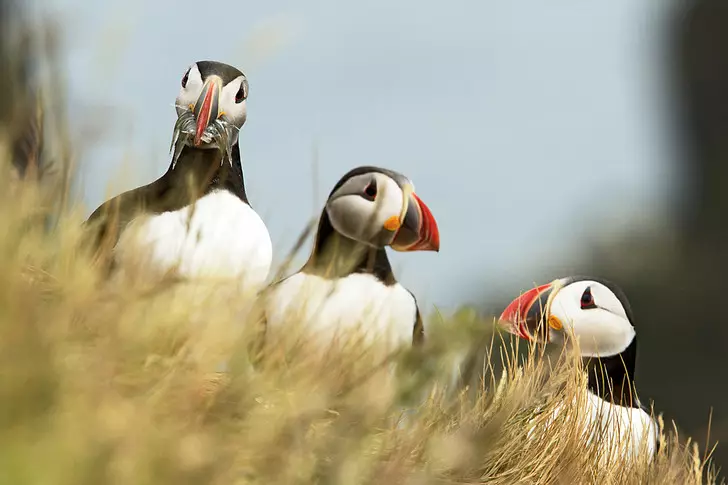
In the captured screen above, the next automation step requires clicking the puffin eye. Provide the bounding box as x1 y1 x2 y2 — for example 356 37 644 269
235 82 247 103
580 287 596 309
363 181 377 201
181 69 190 88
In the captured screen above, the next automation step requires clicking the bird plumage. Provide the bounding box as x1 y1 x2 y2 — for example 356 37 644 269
265 272 421 349
114 189 271 285
262 166 437 353
523 382 658 465
83 61 271 289
499 276 660 462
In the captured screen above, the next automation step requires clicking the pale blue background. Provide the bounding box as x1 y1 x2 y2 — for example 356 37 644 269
38 0 675 310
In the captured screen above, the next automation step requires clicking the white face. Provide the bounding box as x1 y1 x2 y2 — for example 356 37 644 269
325 172 409 246
548 279 635 358
174 63 248 135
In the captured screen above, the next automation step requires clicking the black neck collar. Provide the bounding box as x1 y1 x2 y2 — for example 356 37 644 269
165 143 249 205
302 209 396 285
583 338 640 408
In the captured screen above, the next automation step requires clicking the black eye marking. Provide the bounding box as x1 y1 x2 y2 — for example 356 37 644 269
235 81 247 103
362 180 377 201
181 68 190 88
580 286 597 309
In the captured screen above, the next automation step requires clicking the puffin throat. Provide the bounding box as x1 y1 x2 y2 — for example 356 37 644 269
584 338 640 408
305 210 395 283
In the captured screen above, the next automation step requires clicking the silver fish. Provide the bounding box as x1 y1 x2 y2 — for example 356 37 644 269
168 110 240 170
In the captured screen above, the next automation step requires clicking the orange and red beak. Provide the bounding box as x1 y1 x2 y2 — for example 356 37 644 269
498 281 559 341
391 191 440 252
192 77 222 146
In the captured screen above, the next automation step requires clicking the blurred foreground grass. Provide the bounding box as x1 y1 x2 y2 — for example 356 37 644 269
0 8 722 485
0 148 721 485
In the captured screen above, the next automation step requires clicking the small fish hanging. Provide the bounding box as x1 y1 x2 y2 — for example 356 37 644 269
169 110 240 170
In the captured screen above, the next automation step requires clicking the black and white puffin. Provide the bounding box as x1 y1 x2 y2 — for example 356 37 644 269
84 61 272 288
498 276 659 461
263 166 439 351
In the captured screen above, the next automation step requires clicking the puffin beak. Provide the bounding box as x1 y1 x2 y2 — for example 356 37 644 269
193 76 222 146
390 189 440 252
498 281 559 342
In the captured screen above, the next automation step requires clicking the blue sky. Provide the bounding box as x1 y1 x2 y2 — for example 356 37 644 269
39 0 675 310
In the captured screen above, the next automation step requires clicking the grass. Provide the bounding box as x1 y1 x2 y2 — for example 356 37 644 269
0 141 721 485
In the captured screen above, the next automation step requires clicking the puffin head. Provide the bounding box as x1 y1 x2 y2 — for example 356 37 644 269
171 61 249 166
324 166 440 252
498 276 636 358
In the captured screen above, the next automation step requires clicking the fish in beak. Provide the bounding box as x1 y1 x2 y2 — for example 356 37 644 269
390 187 440 252
498 280 562 341
193 76 222 146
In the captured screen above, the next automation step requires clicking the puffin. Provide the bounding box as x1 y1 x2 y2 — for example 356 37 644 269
84 61 272 289
263 166 439 352
498 276 660 462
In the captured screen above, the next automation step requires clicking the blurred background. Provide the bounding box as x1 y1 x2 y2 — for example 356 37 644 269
6 0 727 472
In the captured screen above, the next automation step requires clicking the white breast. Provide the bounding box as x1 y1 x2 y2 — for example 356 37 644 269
527 390 658 464
114 190 272 289
582 393 658 461
264 272 418 350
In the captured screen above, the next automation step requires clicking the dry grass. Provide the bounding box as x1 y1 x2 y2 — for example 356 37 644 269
0 144 721 485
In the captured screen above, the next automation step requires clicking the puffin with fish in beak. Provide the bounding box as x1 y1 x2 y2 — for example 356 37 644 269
84 61 272 289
